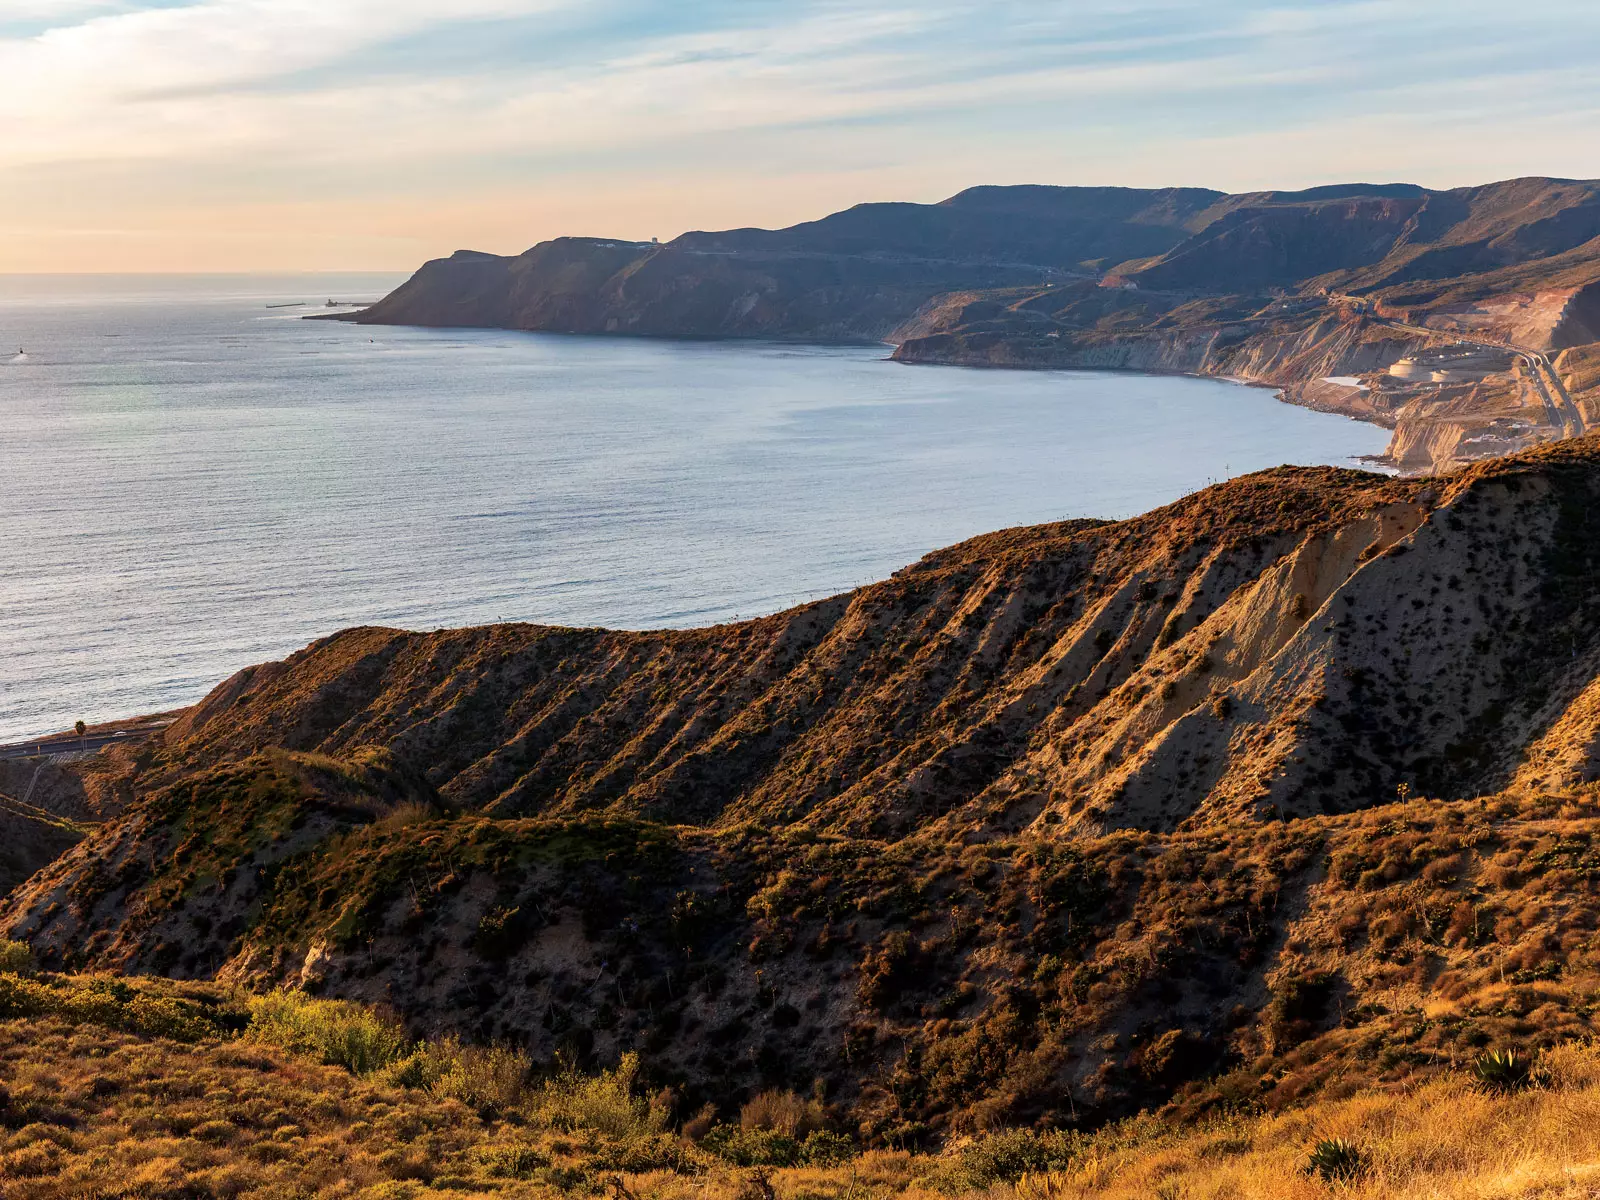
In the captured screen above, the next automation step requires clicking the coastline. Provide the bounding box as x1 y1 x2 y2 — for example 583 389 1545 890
324 296 1465 471
888 318 1581 475
320 307 1412 451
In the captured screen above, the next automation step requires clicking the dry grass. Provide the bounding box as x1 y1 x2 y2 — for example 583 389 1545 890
12 988 1600 1198
0 1012 697 1199
996 1042 1600 1200
740 1089 828 1138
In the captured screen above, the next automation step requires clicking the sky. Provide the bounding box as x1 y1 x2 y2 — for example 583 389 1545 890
3 0 1600 273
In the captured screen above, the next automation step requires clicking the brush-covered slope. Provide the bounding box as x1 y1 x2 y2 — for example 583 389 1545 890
71 440 1600 829
909 178 1600 361
15 439 1600 1134
14 984 1600 1199
1106 178 1600 302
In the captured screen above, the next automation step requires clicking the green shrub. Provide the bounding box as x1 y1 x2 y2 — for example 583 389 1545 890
583 1132 697 1173
478 1143 549 1179
943 1128 1083 1189
0 939 33 976
704 1104 853 1167
388 1035 531 1116
701 1124 803 1167
529 1052 668 1141
247 990 410 1075
1303 1137 1364 1182
1472 1048 1538 1094
0 973 229 1041
800 1129 856 1165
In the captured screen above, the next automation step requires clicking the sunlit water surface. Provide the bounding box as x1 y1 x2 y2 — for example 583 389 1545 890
0 273 1389 740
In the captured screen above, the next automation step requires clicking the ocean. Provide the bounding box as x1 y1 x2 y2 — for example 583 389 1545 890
0 273 1389 741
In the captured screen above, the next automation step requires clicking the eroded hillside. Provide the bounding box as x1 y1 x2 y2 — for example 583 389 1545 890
14 440 1600 1134
57 442 1600 828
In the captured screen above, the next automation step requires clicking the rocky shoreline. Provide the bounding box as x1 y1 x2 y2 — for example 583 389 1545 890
889 295 1597 474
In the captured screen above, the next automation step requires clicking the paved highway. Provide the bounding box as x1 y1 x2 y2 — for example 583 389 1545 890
1369 314 1586 438
0 727 162 761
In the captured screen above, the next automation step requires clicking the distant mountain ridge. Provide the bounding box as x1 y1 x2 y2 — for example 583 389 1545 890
346 177 1600 343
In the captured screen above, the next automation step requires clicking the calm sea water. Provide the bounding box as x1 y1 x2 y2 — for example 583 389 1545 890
0 273 1389 741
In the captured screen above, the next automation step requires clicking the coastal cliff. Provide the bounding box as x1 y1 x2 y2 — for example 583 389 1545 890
349 238 1055 343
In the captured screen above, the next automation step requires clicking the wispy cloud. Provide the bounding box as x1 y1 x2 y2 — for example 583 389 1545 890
1 0 1597 270
0 1 560 116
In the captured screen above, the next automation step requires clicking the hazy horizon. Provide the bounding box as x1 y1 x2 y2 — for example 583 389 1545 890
6 169 1600 279
3 0 1600 273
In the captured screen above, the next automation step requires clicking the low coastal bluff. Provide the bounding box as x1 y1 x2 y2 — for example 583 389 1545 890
346 178 1600 474
15 437 1600 1133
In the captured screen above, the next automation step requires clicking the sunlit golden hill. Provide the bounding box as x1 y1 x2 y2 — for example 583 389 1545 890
13 438 1600 1141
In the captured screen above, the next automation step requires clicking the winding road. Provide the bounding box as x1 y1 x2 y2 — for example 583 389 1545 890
1369 313 1586 438
0 725 166 762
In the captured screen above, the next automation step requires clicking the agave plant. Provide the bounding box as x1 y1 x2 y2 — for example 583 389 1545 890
1304 1137 1364 1183
1473 1048 1536 1094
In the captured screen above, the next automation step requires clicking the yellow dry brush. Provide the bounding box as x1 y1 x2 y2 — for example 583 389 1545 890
11 960 1600 1198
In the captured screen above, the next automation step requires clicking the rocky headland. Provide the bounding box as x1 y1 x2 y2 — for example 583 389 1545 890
336 178 1600 474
